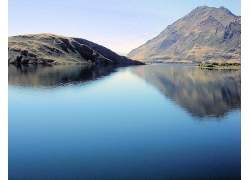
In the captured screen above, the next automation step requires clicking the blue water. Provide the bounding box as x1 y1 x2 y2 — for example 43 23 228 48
8 64 241 180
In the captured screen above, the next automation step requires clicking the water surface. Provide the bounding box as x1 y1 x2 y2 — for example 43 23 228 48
8 64 241 180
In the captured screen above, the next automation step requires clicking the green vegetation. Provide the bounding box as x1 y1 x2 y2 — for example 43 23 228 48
198 62 241 69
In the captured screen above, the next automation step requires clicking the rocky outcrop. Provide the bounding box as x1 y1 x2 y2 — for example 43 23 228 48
127 6 241 63
8 34 144 65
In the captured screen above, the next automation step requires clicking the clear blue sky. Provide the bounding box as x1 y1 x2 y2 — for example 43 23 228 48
8 0 241 54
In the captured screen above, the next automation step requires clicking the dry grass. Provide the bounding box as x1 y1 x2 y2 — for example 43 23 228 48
127 6 241 64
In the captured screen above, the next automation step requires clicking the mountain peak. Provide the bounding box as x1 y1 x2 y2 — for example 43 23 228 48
219 6 236 16
197 5 208 9
127 6 241 63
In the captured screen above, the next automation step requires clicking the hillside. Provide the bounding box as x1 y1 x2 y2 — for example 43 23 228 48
127 6 241 63
8 33 144 65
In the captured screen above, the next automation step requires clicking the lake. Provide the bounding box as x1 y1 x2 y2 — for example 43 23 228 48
8 63 241 180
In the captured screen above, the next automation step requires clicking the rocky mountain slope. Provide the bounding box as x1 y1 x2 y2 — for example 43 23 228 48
127 6 241 63
8 34 144 65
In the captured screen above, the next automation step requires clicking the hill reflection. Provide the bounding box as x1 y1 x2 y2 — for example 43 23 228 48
8 64 119 88
131 64 241 119
8 64 241 118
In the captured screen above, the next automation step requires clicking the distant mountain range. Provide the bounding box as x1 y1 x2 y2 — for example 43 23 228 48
128 6 241 63
8 34 144 65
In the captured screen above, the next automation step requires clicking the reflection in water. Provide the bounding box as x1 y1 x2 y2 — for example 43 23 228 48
131 64 241 119
8 64 119 88
9 64 241 119
8 64 241 179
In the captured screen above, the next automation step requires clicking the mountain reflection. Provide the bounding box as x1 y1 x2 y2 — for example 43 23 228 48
131 64 241 119
9 64 241 119
8 64 118 88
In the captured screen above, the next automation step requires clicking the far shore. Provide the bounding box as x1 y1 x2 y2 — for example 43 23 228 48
141 61 241 70
197 62 241 70
198 66 241 70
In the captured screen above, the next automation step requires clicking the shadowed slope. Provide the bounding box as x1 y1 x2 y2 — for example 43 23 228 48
128 6 241 63
8 33 144 65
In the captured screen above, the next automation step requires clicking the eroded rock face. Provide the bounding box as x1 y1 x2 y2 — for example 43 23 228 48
95 57 114 65
127 6 241 63
8 34 144 65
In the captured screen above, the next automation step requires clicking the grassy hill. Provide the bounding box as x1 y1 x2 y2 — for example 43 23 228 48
8 33 144 65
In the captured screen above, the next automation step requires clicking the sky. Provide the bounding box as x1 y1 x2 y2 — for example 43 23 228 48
8 0 241 55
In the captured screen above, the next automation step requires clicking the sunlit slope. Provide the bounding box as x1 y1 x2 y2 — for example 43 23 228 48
8 33 144 65
128 6 241 63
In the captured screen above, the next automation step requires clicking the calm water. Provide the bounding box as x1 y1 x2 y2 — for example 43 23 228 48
8 64 241 180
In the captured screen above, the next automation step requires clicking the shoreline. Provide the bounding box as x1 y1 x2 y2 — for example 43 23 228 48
198 66 241 70
197 62 241 70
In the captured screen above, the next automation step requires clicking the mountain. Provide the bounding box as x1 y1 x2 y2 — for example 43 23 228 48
8 33 144 65
127 6 241 63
